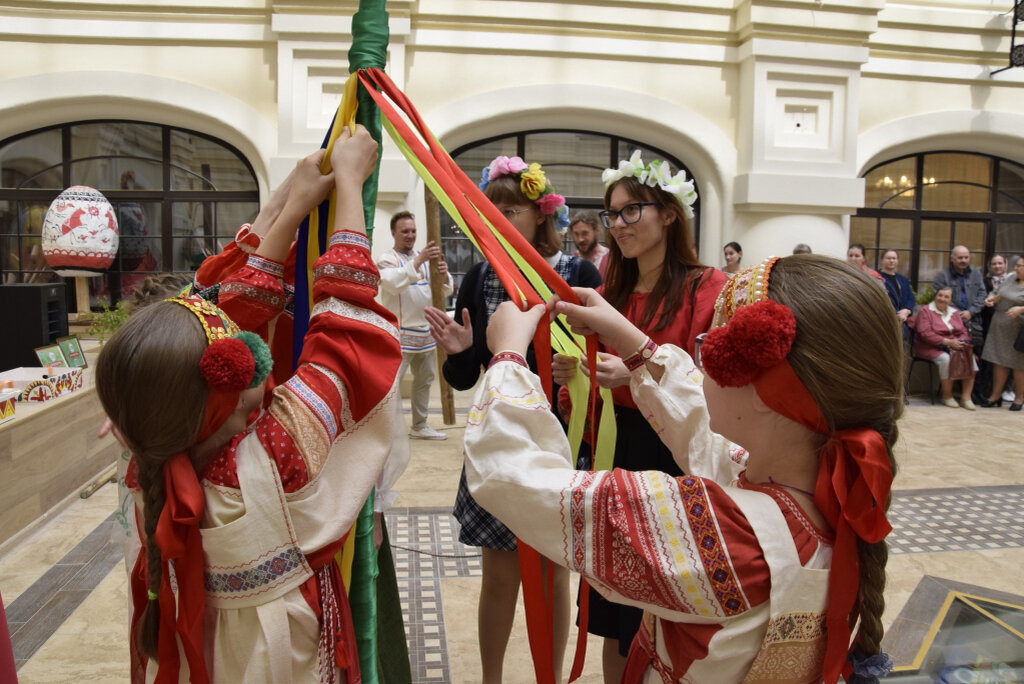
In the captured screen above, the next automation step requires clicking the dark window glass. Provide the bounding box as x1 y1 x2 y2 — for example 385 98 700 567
0 121 259 307
0 129 63 190
857 152 1024 289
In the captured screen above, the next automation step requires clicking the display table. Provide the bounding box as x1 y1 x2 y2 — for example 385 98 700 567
0 360 120 550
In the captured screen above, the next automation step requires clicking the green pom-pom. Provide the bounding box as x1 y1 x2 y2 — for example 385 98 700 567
234 331 273 389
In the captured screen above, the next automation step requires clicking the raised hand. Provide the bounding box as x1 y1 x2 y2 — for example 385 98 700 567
551 287 646 358
414 241 443 269
425 306 473 354
285 149 336 217
330 125 379 185
486 302 546 358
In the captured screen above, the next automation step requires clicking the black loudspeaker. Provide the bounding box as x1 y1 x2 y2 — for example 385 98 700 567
0 282 69 370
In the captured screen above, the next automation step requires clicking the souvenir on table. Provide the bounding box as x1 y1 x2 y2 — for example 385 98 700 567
41 186 119 276
0 389 16 425
34 344 67 368
0 366 85 403
48 367 84 397
57 335 87 368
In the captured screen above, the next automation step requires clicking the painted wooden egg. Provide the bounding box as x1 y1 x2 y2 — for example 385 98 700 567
42 186 119 277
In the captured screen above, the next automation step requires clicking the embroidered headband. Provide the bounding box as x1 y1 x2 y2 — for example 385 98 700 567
602 150 698 220
699 256 894 684
479 156 571 232
167 295 272 441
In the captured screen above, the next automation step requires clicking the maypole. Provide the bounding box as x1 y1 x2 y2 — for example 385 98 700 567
290 2 391 682
346 1 388 681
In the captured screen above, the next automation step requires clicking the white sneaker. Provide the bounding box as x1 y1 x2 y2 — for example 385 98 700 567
1003 389 1015 403
410 425 448 440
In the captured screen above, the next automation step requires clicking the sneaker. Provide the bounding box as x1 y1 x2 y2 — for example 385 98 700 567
410 425 448 440
940 397 959 409
959 399 977 411
1003 389 1016 403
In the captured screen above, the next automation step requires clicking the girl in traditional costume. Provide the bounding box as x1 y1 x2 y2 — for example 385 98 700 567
466 255 898 684
551 152 727 681
424 156 601 682
97 125 402 683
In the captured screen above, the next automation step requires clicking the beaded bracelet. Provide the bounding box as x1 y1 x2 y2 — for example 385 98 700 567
622 337 658 371
488 351 528 369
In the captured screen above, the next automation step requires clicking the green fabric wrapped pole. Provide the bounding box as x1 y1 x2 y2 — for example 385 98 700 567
347 2 389 682
349 0 388 244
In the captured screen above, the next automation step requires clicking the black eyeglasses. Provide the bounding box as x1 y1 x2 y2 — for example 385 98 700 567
694 333 707 371
598 202 656 230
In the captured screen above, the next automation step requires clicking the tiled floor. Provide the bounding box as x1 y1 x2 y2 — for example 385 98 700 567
3 385 1024 682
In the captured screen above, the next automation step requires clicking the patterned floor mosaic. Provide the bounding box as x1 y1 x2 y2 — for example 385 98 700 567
385 506 482 683
886 485 1024 555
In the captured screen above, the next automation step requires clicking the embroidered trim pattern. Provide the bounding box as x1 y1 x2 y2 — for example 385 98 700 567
488 351 528 369
220 281 287 310
284 375 339 440
311 298 399 340
676 476 749 616
308 362 354 432
205 546 305 594
762 611 826 645
313 261 380 290
329 230 370 251
623 338 658 371
245 254 285 278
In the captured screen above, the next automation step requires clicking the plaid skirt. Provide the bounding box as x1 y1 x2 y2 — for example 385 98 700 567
453 466 517 552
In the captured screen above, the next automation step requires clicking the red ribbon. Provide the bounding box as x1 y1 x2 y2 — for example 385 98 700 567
814 429 892 684
152 452 209 684
754 361 892 684
356 66 604 683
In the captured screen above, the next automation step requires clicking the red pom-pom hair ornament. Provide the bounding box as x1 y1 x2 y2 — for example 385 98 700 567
699 299 797 387
198 338 255 391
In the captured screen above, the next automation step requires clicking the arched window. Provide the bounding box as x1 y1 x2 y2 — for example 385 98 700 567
441 130 697 292
0 120 259 307
852 152 1024 290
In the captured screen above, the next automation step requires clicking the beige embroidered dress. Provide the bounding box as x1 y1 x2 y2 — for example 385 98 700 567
464 345 834 683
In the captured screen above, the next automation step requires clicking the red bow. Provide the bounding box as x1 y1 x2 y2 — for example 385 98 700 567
815 429 892 684
153 453 209 684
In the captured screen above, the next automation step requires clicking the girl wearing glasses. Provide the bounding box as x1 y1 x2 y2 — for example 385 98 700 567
424 155 601 683
552 151 727 682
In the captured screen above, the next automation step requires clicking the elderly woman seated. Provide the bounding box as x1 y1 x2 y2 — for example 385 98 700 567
913 286 978 409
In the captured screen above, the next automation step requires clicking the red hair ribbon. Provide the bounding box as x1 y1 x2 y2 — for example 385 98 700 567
152 452 208 683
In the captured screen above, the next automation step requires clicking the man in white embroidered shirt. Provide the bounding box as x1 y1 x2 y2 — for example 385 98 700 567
376 211 454 439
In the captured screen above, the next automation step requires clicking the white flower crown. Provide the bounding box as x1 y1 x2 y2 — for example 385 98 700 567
601 150 698 219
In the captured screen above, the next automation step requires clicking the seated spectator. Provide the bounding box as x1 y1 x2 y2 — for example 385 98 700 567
792 243 812 254
979 255 1024 410
912 286 978 409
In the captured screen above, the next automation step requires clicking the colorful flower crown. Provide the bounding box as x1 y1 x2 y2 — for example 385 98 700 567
602 150 698 220
479 156 571 232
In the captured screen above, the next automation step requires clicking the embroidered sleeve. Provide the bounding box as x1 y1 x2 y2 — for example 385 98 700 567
217 254 288 337
464 360 770 622
629 344 745 485
265 232 401 480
